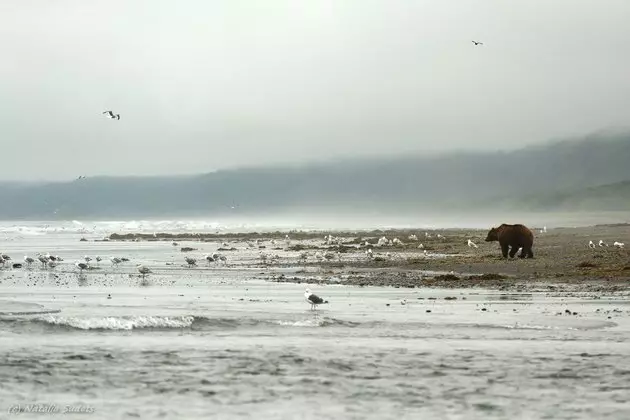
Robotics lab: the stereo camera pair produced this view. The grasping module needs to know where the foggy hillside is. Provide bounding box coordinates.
[0,132,629,219]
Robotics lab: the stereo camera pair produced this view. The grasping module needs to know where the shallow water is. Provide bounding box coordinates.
[1,222,630,419]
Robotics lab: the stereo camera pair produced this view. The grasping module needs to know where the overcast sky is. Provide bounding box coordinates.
[1,0,629,180]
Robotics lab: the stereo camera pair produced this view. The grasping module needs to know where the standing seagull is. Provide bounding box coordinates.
[102,110,120,120]
[136,265,152,279]
[472,40,484,46]
[75,261,89,273]
[304,288,328,311]
[467,239,478,248]
[184,257,197,268]
[37,254,49,268]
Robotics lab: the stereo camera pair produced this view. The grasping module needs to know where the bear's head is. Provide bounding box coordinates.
[485,227,499,242]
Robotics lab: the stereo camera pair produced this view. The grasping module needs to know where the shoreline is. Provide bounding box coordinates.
[103,224,630,292]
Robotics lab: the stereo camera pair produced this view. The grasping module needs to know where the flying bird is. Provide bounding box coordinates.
[102,110,120,120]
[472,40,483,46]
[304,288,328,311]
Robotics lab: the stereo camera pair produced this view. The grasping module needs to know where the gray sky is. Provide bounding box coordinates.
[1,0,629,181]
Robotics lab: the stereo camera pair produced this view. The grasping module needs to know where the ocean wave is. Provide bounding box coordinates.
[273,318,358,328]
[0,315,356,332]
[36,314,197,330]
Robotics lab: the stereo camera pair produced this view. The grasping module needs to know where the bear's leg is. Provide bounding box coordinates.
[501,243,509,259]
[527,247,534,258]
[509,245,519,258]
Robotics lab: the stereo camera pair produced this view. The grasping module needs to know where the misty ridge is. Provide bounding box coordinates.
[1,132,629,220]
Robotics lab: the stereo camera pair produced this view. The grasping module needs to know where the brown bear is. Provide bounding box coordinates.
[485,224,534,259]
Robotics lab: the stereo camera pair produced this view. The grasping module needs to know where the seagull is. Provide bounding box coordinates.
[588,240,596,249]
[204,254,215,264]
[84,255,92,264]
[184,257,197,268]
[110,256,122,267]
[37,254,48,267]
[467,239,478,248]
[75,261,89,273]
[304,288,328,311]
[95,256,102,264]
[102,110,120,120]
[613,242,625,249]
[472,40,483,46]
[599,240,608,247]
[136,265,152,279]
[24,255,35,266]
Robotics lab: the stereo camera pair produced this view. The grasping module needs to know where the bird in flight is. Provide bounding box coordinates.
[472,40,483,46]
[102,110,120,120]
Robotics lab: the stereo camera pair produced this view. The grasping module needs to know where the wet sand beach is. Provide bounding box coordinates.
[108,224,630,292]
[1,221,629,419]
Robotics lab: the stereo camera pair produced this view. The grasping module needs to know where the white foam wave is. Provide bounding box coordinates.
[274,319,328,327]
[504,323,557,330]
[36,315,195,330]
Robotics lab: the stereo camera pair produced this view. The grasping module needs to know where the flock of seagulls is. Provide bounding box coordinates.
[18,253,131,272]
[589,240,625,249]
